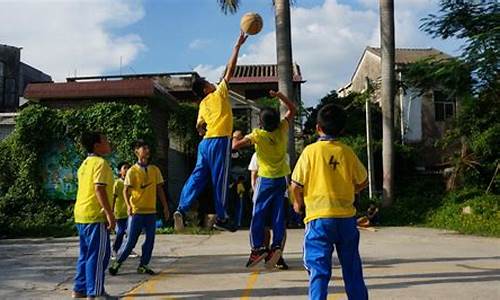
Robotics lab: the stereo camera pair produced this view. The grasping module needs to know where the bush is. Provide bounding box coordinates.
[0,103,154,238]
[426,192,500,237]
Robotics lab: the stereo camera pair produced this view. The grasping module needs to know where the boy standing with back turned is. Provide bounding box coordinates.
[291,104,369,300]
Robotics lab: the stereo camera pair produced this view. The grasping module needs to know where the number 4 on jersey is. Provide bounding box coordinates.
[329,155,340,170]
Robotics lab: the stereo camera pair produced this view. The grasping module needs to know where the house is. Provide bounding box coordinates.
[22,64,305,202]
[339,47,454,166]
[0,44,52,112]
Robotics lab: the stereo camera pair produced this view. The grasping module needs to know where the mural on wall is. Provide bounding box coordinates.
[42,140,118,201]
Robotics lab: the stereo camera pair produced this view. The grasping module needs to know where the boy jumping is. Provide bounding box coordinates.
[73,132,115,299]
[291,104,369,300]
[232,90,296,268]
[109,139,169,276]
[173,31,248,232]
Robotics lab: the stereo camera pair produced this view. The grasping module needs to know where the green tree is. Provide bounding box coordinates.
[405,0,499,192]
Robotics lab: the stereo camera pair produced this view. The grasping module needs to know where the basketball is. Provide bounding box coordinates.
[240,12,263,35]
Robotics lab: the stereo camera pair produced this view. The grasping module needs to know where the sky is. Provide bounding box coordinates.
[0,0,463,107]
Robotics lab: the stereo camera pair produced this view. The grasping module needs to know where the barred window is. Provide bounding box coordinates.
[434,90,455,121]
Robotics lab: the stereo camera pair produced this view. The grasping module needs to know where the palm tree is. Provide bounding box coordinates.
[379,0,395,207]
[219,0,297,164]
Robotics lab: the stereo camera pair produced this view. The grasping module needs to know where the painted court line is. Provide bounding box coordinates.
[241,271,260,299]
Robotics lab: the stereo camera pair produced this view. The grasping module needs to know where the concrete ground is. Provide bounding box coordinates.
[0,227,499,299]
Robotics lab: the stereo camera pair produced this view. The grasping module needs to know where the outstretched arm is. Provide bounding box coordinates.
[232,136,252,150]
[224,31,248,83]
[270,90,296,123]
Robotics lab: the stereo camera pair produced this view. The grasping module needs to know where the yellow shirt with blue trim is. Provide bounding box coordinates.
[124,164,164,214]
[247,119,290,178]
[74,156,114,223]
[113,178,128,219]
[291,140,367,223]
[197,79,233,138]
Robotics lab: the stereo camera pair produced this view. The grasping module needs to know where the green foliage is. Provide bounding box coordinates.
[426,191,500,237]
[156,226,217,235]
[421,0,499,92]
[167,102,200,155]
[0,103,154,238]
[404,0,500,191]
[380,175,446,225]
[303,90,381,139]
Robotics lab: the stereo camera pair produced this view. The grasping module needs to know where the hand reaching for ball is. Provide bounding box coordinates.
[236,31,248,48]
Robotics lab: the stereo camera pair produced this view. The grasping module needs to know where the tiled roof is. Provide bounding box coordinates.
[366,47,451,64]
[229,64,304,84]
[24,78,167,101]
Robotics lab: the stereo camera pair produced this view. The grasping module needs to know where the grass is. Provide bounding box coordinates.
[156,226,218,235]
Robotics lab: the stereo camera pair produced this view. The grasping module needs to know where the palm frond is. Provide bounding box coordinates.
[218,0,240,15]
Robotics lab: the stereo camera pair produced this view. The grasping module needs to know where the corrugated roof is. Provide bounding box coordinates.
[24,78,164,101]
[229,64,303,84]
[366,46,451,64]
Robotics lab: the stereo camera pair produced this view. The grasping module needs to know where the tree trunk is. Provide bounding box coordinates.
[379,0,395,207]
[274,0,296,165]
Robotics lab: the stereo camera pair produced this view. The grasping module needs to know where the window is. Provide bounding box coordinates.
[434,90,455,121]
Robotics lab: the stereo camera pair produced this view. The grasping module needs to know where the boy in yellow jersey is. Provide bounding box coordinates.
[112,161,130,257]
[109,140,169,276]
[232,90,296,268]
[73,132,115,299]
[291,104,369,300]
[174,31,248,233]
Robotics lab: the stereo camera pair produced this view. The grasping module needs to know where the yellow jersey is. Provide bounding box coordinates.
[113,178,128,219]
[197,79,233,138]
[124,164,164,214]
[291,140,367,223]
[247,119,290,178]
[74,156,114,223]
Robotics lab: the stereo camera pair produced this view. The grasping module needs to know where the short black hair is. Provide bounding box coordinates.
[193,77,209,99]
[117,161,130,171]
[260,107,280,132]
[134,139,149,150]
[237,175,245,181]
[81,131,103,153]
[317,103,346,136]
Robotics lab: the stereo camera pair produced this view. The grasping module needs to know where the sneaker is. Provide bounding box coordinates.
[264,252,289,270]
[72,291,86,298]
[87,292,117,299]
[213,219,237,232]
[246,248,268,268]
[275,256,289,270]
[129,250,140,258]
[108,261,122,276]
[264,247,282,269]
[173,211,185,232]
[137,265,156,275]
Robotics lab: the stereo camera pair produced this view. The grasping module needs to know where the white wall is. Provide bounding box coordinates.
[402,88,422,142]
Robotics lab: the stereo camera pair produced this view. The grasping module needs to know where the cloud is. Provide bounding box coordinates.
[189,39,213,50]
[0,0,145,81]
[195,0,461,107]
[193,64,226,82]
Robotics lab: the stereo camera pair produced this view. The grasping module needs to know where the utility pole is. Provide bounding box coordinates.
[365,77,376,199]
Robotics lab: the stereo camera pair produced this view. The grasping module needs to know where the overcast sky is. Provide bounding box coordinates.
[0,0,463,107]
